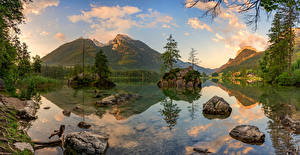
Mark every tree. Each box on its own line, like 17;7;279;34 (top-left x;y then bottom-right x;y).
0;0;31;91
186;0;300;28
161;35;181;71
94;49;110;80
17;43;31;77
33;55;42;73
188;48;200;70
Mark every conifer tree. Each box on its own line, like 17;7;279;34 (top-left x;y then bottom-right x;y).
161;35;181;71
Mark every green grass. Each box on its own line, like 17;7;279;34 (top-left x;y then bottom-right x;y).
0;105;33;154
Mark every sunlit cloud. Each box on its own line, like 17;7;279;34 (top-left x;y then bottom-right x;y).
40;31;49;36
55;32;66;41
23;0;59;15
69;5;176;43
187;18;212;32
185;0;268;53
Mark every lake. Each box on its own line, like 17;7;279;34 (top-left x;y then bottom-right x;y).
27;80;300;155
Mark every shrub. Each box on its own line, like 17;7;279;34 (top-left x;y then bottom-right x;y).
275;72;295;86
183;70;201;82
294;69;300;84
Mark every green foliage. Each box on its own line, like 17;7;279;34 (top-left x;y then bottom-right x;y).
162;68;180;80
18;75;60;99
95;49;110;80
161;35;181;71
293;69;300;84
188;48;199;69
212;72;219;77
111;70;160;82
183;70;201;82
275;72;295;86
32;55;42;73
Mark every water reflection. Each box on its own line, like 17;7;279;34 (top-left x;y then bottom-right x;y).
27;80;300;154
159;98;181;130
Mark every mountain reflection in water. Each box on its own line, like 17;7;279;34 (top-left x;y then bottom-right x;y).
27;81;300;155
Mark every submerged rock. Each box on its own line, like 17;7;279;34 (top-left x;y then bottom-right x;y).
13;142;34;153
229;125;265;144
0;78;5;91
43;106;51;110
193;148;211;154
78;121;91;129
280;115;300;133
17;100;39;120
203;96;232;118
96;93;139;106
62;110;71;116
64;131;108;155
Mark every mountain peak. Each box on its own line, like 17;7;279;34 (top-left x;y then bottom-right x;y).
114;34;134;42
92;39;105;47
236;46;257;57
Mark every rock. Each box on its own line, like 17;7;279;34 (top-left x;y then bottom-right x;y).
193;148;211;154
95;94;102;98
73;106;83;112
17;100;38;120
203;96;232;118
78;121;91;129
0;78;6;91
44;106;51;110
63;110;71;116
229;125;265;144
64;131;108;155
13;142;34;153
96;93;139;106
280;115;300;132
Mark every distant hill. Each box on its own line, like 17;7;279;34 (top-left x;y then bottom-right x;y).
175;61;215;74
216;47;264;73
42;34;215;74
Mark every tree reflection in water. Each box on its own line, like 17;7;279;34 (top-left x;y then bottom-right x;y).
159;98;181;130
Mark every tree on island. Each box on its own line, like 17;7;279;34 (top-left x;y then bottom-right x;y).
94;49;115;88
161;35;181;72
188;48;200;70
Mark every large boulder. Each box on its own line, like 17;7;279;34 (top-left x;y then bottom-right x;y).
17;100;39;120
96;93;139;106
202;96;232;119
0;78;5;91
229;125;265;145
280;115;300;133
64;131;108;155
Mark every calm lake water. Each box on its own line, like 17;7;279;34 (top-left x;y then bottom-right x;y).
27;80;300;155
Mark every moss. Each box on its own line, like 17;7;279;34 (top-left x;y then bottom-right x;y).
183;70;201;83
0;105;33;154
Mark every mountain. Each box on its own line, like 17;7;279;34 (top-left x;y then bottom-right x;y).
216;46;264;73
42;34;162;71
175;61;215;74
42;34;215;74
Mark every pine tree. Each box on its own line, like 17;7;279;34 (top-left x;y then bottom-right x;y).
94;49;110;80
188;48;200;70
161;35;181;71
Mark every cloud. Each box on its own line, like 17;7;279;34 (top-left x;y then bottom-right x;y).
40;31;49;36
55;32;65;41
185;0;267;53
69;5;176;43
184;32;190;36
187;18;212;32
136;9;177;29
23;0;59;15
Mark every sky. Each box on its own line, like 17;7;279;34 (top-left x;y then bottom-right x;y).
20;0;273;69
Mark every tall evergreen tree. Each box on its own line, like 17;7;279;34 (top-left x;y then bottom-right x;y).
161;35;181;71
94;49;110;80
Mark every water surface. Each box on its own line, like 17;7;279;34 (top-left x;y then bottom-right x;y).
28;81;300;155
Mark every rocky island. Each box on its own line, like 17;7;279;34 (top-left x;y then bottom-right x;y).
158;67;202;88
